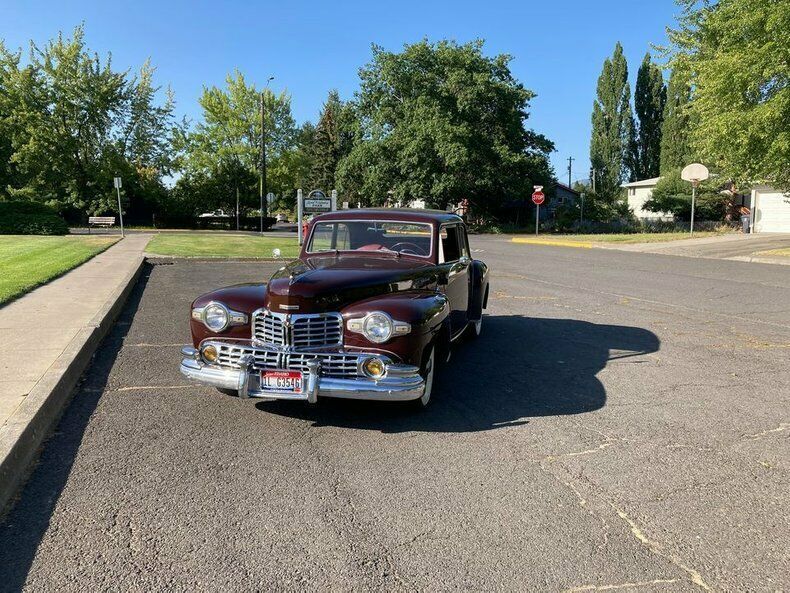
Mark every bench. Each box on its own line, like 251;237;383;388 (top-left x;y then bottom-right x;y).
88;216;115;233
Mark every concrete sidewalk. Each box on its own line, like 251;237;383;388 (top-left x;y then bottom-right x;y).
0;234;151;510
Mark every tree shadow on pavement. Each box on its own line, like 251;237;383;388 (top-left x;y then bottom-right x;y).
0;263;153;593
256;315;660;433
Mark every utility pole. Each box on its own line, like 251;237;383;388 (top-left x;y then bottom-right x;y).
259;76;274;233
567;156;574;188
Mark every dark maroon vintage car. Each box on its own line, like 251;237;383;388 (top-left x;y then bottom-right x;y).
180;209;489;407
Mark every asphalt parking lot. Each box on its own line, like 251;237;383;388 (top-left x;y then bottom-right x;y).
1;239;788;591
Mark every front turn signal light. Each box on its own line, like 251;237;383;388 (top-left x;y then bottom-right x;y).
362;357;385;379
201;344;219;364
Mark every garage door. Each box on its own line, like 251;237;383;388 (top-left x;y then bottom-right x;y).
754;190;790;233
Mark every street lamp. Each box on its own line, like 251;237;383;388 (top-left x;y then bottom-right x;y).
260;75;274;234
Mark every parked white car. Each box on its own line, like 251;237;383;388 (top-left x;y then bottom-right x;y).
198;209;229;218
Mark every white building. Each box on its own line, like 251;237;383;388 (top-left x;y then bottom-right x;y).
750;185;790;233
621;177;673;221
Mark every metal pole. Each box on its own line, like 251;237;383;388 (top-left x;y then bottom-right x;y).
259;77;273;231
535;203;539;236
259;91;266;234
297;189;303;246
116;185;124;238
236;186;240;231
690;183;697;236
580;193;585;225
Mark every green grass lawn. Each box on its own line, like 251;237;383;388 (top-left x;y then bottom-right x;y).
516;231;727;244
145;233;301;258
0;235;119;305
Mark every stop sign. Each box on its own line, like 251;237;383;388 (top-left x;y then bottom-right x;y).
532;190;545;205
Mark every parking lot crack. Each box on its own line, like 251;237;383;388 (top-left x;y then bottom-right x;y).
741;422;789;441
607;502;711;591
562;578;680;592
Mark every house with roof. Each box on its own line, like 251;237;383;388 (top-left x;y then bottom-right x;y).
621;177;673;221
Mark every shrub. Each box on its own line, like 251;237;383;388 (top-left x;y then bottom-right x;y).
0;201;69;235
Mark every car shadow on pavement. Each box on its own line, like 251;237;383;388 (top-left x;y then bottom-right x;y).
256;315;660;433
0;264;153;593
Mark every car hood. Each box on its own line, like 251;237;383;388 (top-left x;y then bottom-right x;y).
265;254;438;313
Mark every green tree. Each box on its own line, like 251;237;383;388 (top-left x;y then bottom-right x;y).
659;68;694;173
668;0;790;190
178;70;298;217
0;27;178;220
627;53;665;180
644;168;727;220
336;39;554;214
590;42;633;199
307;90;358;191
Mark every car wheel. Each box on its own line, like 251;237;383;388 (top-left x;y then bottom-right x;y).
409;344;436;409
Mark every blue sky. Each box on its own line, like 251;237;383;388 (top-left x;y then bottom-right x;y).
1;0;680;184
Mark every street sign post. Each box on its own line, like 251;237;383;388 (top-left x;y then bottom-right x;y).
532;186;545;236
113;176;124;237
681;163;710;236
297;189;337;245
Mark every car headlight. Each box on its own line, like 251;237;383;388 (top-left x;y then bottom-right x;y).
346;312;411;344
203;302;230;332
363;312;394;343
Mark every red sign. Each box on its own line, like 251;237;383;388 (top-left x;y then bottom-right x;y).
531;191;545;205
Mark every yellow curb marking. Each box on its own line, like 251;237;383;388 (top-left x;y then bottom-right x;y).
511;238;595;249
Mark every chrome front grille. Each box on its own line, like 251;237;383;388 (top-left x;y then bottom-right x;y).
215;343;360;379
252;310;343;349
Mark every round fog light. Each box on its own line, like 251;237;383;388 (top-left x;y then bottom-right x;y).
362;357;385;379
201;345;218;364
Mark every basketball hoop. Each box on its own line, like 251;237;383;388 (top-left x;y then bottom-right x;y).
681;163;710;236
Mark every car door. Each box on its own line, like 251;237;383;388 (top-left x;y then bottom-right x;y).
438;224;471;335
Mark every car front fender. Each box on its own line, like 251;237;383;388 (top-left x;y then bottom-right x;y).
341;291;450;366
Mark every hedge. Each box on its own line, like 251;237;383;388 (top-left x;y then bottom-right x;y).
0;201;69;235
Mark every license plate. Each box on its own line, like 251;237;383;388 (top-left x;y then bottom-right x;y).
260;370;303;393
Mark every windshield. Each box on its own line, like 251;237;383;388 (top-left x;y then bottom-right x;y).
307;220;433;258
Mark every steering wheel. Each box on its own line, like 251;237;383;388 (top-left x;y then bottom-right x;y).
390;242;427;256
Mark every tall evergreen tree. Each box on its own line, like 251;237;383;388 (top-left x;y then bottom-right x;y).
659;68;693;174
627;53;666;180
589;42;633;199
307;90;357;191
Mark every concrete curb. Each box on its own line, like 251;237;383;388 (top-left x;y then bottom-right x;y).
0;256;146;515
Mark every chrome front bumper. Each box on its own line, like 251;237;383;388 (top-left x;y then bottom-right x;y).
179;346;425;402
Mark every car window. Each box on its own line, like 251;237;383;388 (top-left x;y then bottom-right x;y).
439;225;461;263
310;222;351;251
307;221;432;257
458;225;470;258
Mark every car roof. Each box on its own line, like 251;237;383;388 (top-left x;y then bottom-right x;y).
313;208;463;225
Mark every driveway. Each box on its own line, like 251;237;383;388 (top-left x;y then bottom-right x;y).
610;232;790;261
0;244;787;591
